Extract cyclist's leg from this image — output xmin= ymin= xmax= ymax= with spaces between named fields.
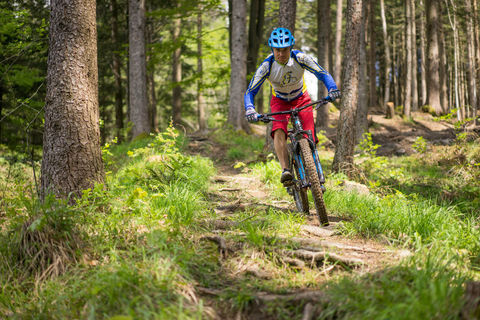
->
xmin=271 ymin=96 xmax=293 ymax=183
xmin=273 ymin=129 xmax=289 ymax=170
xmin=294 ymin=92 xmax=318 ymax=143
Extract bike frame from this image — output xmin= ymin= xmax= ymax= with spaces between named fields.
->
xmin=259 ymin=99 xmax=329 ymax=187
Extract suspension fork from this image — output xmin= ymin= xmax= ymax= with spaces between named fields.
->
xmin=288 ymin=133 xmax=309 ymax=188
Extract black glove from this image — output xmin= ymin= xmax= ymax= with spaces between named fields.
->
xmin=326 ymin=89 xmax=341 ymax=102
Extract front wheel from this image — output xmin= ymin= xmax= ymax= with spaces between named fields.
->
xmin=298 ymin=139 xmax=329 ymax=226
xmin=288 ymin=144 xmax=309 ymax=214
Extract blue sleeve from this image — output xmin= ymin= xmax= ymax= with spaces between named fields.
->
xmin=291 ymin=50 xmax=338 ymax=92
xmin=244 ymin=56 xmax=273 ymax=110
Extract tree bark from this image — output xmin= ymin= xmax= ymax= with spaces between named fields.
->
xmin=404 ymin=0 xmax=412 ymax=118
xmin=425 ymin=0 xmax=443 ymax=115
xmin=411 ymin=0 xmax=418 ymax=112
xmin=356 ymin=0 xmax=368 ymax=142
xmin=172 ymin=15 xmax=182 ymax=126
xmin=228 ymin=0 xmax=248 ymax=131
xmin=197 ymin=11 xmax=207 ymax=131
xmin=334 ymin=0 xmax=343 ymax=86
xmin=473 ymin=0 xmax=480 ymax=124
xmin=465 ymin=0 xmax=477 ymax=123
xmin=419 ymin=0 xmax=428 ymax=106
xmin=41 ymin=0 xmax=105 ymax=200
xmin=247 ymin=0 xmax=265 ymax=81
xmin=0 ymin=83 xmax=3 ymax=143
xmin=145 ymin=21 xmax=158 ymax=132
xmin=438 ymin=3 xmax=449 ymax=114
xmin=445 ymin=0 xmax=462 ymax=120
xmin=316 ymin=0 xmax=332 ymax=130
xmin=380 ymin=0 xmax=393 ymax=117
xmin=279 ymin=0 xmax=297 ymax=33
xmin=332 ymin=0 xmax=363 ymax=174
xmin=129 ymin=0 xmax=150 ymax=137
xmin=110 ymin=0 xmax=124 ymax=142
xmin=368 ymin=0 xmax=377 ymax=109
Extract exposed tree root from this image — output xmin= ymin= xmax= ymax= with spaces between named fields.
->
xmin=200 ymin=235 xmax=229 ymax=258
xmin=281 ymin=257 xmax=306 ymax=269
xmin=302 ymin=302 xmax=315 ymax=320
xmin=287 ymin=236 xmax=391 ymax=254
xmin=255 ymin=290 xmax=327 ymax=303
xmin=300 ymin=225 xmax=335 ymax=237
xmin=204 ymin=219 xmax=237 ymax=230
xmin=285 ymin=249 xmax=364 ymax=267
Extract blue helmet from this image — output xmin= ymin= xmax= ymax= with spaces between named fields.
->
xmin=268 ymin=27 xmax=295 ymax=48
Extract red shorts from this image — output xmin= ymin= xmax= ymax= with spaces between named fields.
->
xmin=270 ymin=92 xmax=317 ymax=143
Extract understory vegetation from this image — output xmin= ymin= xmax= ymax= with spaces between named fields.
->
xmin=1 ymin=125 xmax=480 ymax=319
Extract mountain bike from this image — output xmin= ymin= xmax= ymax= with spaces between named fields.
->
xmin=258 ymin=98 xmax=330 ymax=226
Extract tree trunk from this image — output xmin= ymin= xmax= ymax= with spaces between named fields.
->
xmin=411 ymin=0 xmax=418 ymax=112
xmin=446 ymin=0 xmax=462 ymax=120
xmin=419 ymin=0 xmax=428 ymax=106
xmin=438 ymin=2 xmax=449 ymax=113
xmin=145 ymin=21 xmax=158 ymax=132
xmin=147 ymin=70 xmax=158 ymax=131
xmin=41 ymin=0 xmax=104 ymax=200
xmin=404 ymin=0 xmax=412 ymax=118
xmin=473 ymin=0 xmax=480 ymax=124
xmin=316 ymin=0 xmax=331 ymax=130
xmin=129 ymin=0 xmax=150 ymax=137
xmin=228 ymin=0 xmax=233 ymax=56
xmin=257 ymin=85 xmax=264 ymax=114
xmin=334 ymin=0 xmax=343 ymax=86
xmin=111 ymin=0 xmax=124 ymax=142
xmin=332 ymin=0 xmax=363 ymax=174
xmin=279 ymin=0 xmax=297 ymax=33
xmin=368 ymin=0 xmax=377 ymax=109
xmin=228 ymin=0 xmax=248 ymax=131
xmin=465 ymin=0 xmax=477 ymax=123
xmin=247 ymin=0 xmax=265 ymax=81
xmin=425 ymin=0 xmax=442 ymax=115
xmin=0 ymin=83 xmax=3 ymax=143
xmin=380 ymin=0 xmax=393 ymax=117
xmin=356 ymin=0 xmax=368 ymax=142
xmin=197 ymin=11 xmax=207 ymax=131
xmin=172 ymin=16 xmax=182 ymax=126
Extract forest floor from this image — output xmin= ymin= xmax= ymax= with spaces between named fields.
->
xmin=183 ymin=110 xmax=455 ymax=318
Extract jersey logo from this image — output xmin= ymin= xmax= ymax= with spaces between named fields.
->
xmin=281 ymin=71 xmax=298 ymax=86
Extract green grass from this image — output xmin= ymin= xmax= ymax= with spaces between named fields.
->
xmin=1 ymin=126 xmax=479 ymax=319
xmin=0 ymin=127 xmax=216 ymax=319
xmin=320 ymin=250 xmax=467 ymax=320
xmin=213 ymin=127 xmax=265 ymax=161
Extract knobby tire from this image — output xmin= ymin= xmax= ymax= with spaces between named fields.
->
xmin=298 ymin=139 xmax=329 ymax=226
xmin=288 ymin=144 xmax=309 ymax=214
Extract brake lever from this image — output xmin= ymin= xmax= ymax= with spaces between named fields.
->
xmin=257 ymin=115 xmax=278 ymax=123
xmin=314 ymin=99 xmax=331 ymax=110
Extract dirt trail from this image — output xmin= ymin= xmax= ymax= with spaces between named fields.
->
xmin=208 ymin=167 xmax=409 ymax=273
xmin=186 ymin=133 xmax=410 ymax=318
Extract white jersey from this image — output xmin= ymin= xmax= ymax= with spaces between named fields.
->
xmin=244 ymin=50 xmax=337 ymax=107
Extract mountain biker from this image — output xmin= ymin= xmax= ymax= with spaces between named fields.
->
xmin=244 ymin=27 xmax=340 ymax=185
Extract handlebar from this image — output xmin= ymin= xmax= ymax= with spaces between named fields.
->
xmin=257 ymin=97 xmax=331 ymax=123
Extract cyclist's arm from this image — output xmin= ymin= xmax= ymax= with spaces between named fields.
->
xmin=244 ymin=56 xmax=272 ymax=110
xmin=292 ymin=50 xmax=338 ymax=92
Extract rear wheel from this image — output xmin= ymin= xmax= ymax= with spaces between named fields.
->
xmin=298 ymin=139 xmax=329 ymax=226
xmin=288 ymin=144 xmax=309 ymax=214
